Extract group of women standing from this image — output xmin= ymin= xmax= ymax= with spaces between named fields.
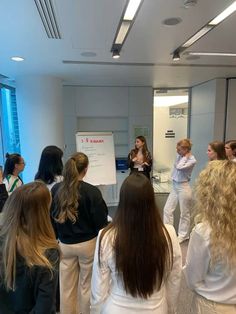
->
xmin=0 ymin=147 xmax=108 ymax=314
xmin=0 ymin=136 xmax=236 ymax=314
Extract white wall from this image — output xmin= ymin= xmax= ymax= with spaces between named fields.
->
xmin=16 ymin=76 xmax=64 ymax=182
xmin=189 ymin=78 xmax=227 ymax=183
xmin=63 ymin=86 xmax=153 ymax=160
xmin=225 ymin=79 xmax=236 ymax=140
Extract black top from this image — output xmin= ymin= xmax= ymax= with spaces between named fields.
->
xmin=51 ymin=181 xmax=108 ymax=244
xmin=0 ymin=183 xmax=8 ymax=212
xmin=0 ymin=248 xmax=59 ymax=314
xmin=127 ymin=150 xmax=152 ymax=179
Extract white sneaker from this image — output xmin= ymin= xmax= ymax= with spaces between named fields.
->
xmin=178 ymin=236 xmax=189 ymax=244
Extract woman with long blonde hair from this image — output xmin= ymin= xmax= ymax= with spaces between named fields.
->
xmin=0 ymin=181 xmax=59 ymax=313
xmin=163 ymin=138 xmax=196 ymax=244
xmin=51 ymin=152 xmax=108 ymax=314
xmin=184 ymin=160 xmax=236 ymax=313
xmin=91 ymin=173 xmax=182 ymax=314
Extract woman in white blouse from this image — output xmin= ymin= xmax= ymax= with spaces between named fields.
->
xmin=163 ymin=139 xmax=196 ymax=244
xmin=91 ymin=172 xmax=182 ymax=314
xmin=184 ymin=160 xmax=236 ymax=314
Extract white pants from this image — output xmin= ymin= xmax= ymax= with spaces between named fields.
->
xmin=163 ymin=181 xmax=192 ymax=238
xmin=59 ymin=237 xmax=97 ymax=314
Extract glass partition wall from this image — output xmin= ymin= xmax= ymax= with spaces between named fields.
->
xmin=153 ymin=89 xmax=189 ymax=193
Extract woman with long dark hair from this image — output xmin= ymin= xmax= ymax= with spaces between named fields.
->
xmin=91 ymin=173 xmax=182 ymax=314
xmin=35 ymin=145 xmax=64 ymax=190
xmin=3 ymin=153 xmax=25 ymax=195
xmin=51 ymin=152 xmax=108 ymax=314
xmin=128 ymin=136 xmax=152 ymax=179
xmin=0 ymin=182 xmax=59 ymax=313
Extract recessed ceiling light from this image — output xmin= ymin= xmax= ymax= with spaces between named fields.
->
xmin=112 ymin=50 xmax=120 ymax=59
xmin=184 ymin=0 xmax=198 ymax=8
xmin=173 ymin=51 xmax=180 ymax=61
xmin=162 ymin=17 xmax=182 ymax=26
xmin=11 ymin=56 xmax=24 ymax=62
xmin=81 ymin=52 xmax=97 ymax=57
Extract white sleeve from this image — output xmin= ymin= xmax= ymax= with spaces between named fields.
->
xmin=90 ymin=230 xmax=111 ymax=314
xmin=183 ymin=225 xmax=210 ymax=290
xmin=175 ymin=156 xmax=196 ymax=170
xmin=165 ymin=225 xmax=182 ymax=314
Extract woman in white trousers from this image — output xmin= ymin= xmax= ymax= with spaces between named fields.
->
xmin=163 ymin=139 xmax=196 ymax=243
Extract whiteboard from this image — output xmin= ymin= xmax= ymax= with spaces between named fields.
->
xmin=75 ymin=132 xmax=116 ymax=185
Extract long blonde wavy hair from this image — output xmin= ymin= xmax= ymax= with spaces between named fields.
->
xmin=55 ymin=152 xmax=89 ymax=223
xmin=194 ymin=160 xmax=236 ymax=268
xmin=0 ymin=181 xmax=59 ymax=290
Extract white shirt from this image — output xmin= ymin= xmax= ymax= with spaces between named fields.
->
xmin=91 ymin=225 xmax=182 ymax=314
xmin=3 ymin=174 xmax=23 ymax=195
xmin=171 ymin=154 xmax=196 ymax=183
xmin=183 ymin=222 xmax=236 ymax=304
xmin=46 ymin=175 xmax=63 ymax=191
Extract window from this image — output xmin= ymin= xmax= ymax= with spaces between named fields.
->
xmin=0 ymin=85 xmax=21 ymax=165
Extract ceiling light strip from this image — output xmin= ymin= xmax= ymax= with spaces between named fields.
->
xmin=188 ymin=52 xmax=236 ymax=57
xmin=209 ymin=1 xmax=236 ymax=25
xmin=182 ymin=26 xmax=212 ymax=48
xmin=172 ymin=1 xmax=236 ymax=60
xmin=111 ymin=0 xmax=144 ymax=57
xmin=115 ymin=21 xmax=131 ymax=44
xmin=124 ymin=0 xmax=142 ymax=20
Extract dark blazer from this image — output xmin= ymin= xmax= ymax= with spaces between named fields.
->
xmin=0 ymin=249 xmax=59 ymax=314
xmin=128 ymin=150 xmax=152 ymax=179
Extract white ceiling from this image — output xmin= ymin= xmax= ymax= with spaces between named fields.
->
xmin=1 ymin=0 xmax=236 ymax=88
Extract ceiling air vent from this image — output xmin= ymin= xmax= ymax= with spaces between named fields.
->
xmin=34 ymin=0 xmax=61 ymax=39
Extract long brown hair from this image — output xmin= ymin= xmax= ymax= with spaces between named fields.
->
xmin=55 ymin=152 xmax=88 ymax=223
xmin=0 ymin=181 xmax=59 ymax=290
xmin=99 ymin=173 xmax=173 ymax=298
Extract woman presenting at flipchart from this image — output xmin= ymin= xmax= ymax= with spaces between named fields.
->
xmin=128 ymin=136 xmax=152 ymax=179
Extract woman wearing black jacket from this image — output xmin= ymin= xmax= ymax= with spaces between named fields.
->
xmin=128 ymin=136 xmax=152 ymax=179
xmin=51 ymin=152 xmax=108 ymax=314
xmin=0 ymin=182 xmax=59 ymax=313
